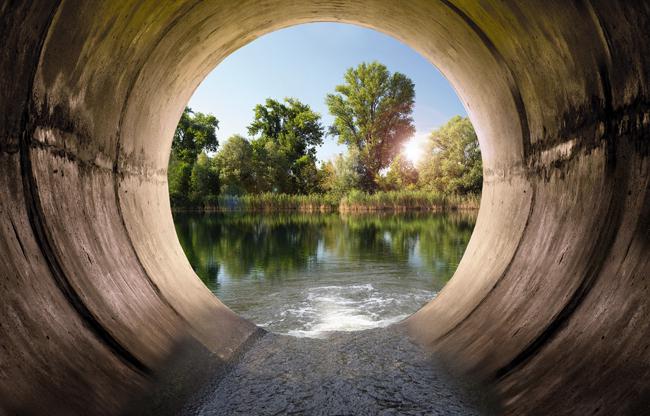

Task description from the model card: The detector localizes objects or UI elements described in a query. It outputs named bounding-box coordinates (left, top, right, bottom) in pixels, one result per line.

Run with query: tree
left=293, top=155, right=322, bottom=194
left=215, top=135, right=256, bottom=195
left=190, top=152, right=220, bottom=205
left=326, top=61, right=415, bottom=192
left=418, top=116, right=482, bottom=194
left=168, top=107, right=220, bottom=207
left=168, top=153, right=193, bottom=207
left=318, top=160, right=337, bottom=194
left=251, top=138, right=290, bottom=193
left=171, top=107, right=219, bottom=164
left=323, top=149, right=363, bottom=195
left=248, top=98, right=324, bottom=194
left=381, top=155, right=419, bottom=191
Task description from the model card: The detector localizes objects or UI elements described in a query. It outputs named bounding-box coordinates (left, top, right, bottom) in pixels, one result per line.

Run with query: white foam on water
left=287, top=313, right=409, bottom=338
left=280, top=284, right=435, bottom=338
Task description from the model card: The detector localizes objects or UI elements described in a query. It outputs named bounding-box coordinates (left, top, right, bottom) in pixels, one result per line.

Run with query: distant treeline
left=168, top=62, right=482, bottom=212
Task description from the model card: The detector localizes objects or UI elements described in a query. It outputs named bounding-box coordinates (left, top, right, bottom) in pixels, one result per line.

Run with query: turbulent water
left=278, top=283, right=432, bottom=338
left=173, top=211, right=476, bottom=337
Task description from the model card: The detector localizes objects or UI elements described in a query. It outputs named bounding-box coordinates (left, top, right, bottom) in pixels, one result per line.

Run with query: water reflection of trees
left=174, top=211, right=476, bottom=291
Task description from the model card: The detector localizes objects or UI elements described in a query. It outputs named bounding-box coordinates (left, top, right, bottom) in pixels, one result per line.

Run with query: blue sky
left=188, top=22, right=466, bottom=163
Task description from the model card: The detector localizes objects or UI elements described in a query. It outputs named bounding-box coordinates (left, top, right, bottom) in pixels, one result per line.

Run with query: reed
left=215, top=193, right=340, bottom=212
left=339, top=190, right=480, bottom=212
left=180, top=191, right=481, bottom=213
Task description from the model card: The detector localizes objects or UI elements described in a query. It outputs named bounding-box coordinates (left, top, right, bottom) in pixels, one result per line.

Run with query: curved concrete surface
left=0, top=1, right=648, bottom=414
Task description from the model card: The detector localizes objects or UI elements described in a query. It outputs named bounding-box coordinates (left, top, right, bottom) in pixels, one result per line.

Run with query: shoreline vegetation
left=169, top=63, right=483, bottom=214
left=171, top=190, right=480, bottom=213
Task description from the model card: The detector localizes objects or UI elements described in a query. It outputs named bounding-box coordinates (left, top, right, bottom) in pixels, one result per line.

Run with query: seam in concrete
left=111, top=0, right=207, bottom=326
left=19, top=0, right=152, bottom=377
left=0, top=143, right=20, bottom=154
left=10, top=219, right=28, bottom=260
left=494, top=98, right=628, bottom=380
left=491, top=7, right=620, bottom=378
left=494, top=164, right=627, bottom=380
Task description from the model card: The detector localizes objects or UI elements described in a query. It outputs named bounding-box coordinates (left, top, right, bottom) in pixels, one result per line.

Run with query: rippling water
left=162, top=211, right=496, bottom=415
left=174, top=211, right=476, bottom=337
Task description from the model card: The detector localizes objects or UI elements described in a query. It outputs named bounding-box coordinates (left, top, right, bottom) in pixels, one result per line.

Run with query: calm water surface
left=173, top=211, right=476, bottom=338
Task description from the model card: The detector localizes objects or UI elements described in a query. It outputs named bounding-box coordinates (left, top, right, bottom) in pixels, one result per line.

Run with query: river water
left=166, top=211, right=498, bottom=415
left=174, top=211, right=476, bottom=337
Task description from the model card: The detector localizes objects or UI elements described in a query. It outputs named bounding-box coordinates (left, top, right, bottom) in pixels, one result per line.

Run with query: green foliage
left=250, top=138, right=290, bottom=193
left=318, top=160, right=336, bottom=194
left=418, top=116, right=482, bottom=195
left=215, top=135, right=256, bottom=195
left=248, top=98, right=324, bottom=194
left=168, top=154, right=192, bottom=207
left=293, top=155, right=322, bottom=194
left=166, top=65, right=481, bottom=211
left=167, top=107, right=220, bottom=207
left=321, top=148, right=363, bottom=196
left=172, top=107, right=219, bottom=164
left=190, top=152, right=220, bottom=206
left=326, top=62, right=415, bottom=191
left=380, top=155, right=419, bottom=191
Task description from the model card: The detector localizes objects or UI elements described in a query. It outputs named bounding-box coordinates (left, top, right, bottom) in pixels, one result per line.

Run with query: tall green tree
left=326, top=62, right=415, bottom=192
left=250, top=139, right=290, bottom=193
left=215, top=134, right=256, bottom=195
left=248, top=98, right=324, bottom=194
left=168, top=107, right=220, bottom=207
left=418, top=116, right=482, bottom=194
left=171, top=107, right=219, bottom=164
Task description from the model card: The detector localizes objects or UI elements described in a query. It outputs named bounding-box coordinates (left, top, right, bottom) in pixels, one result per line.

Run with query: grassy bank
left=339, top=190, right=480, bottom=212
left=173, top=190, right=480, bottom=213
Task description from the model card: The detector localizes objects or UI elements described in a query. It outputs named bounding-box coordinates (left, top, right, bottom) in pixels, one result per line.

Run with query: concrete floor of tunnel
left=129, top=327, right=499, bottom=416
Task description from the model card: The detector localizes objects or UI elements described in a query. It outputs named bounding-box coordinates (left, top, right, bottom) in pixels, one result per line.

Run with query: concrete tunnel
left=1, top=1, right=649, bottom=414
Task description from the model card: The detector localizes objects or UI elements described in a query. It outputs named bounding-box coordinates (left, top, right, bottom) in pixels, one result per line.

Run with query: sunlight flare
left=402, top=133, right=428, bottom=164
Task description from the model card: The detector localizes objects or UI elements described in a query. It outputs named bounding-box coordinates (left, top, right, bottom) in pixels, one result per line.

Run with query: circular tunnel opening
left=2, top=2, right=649, bottom=415
left=108, top=3, right=524, bottom=359
left=169, top=22, right=483, bottom=339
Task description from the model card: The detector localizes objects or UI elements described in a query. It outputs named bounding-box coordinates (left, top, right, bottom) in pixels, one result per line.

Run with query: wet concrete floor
left=175, top=328, right=498, bottom=415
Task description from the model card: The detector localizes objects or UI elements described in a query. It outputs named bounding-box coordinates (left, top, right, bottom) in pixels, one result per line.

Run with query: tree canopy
left=215, top=134, right=256, bottom=196
left=326, top=61, right=415, bottom=192
left=381, top=155, right=419, bottom=191
left=168, top=107, right=220, bottom=207
left=171, top=107, right=219, bottom=164
left=418, top=116, right=482, bottom=194
left=248, top=98, right=324, bottom=194
left=320, top=148, right=363, bottom=195
left=166, top=64, right=482, bottom=210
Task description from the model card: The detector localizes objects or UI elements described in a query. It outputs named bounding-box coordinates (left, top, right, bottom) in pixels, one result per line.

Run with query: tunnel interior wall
left=0, top=1, right=648, bottom=415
